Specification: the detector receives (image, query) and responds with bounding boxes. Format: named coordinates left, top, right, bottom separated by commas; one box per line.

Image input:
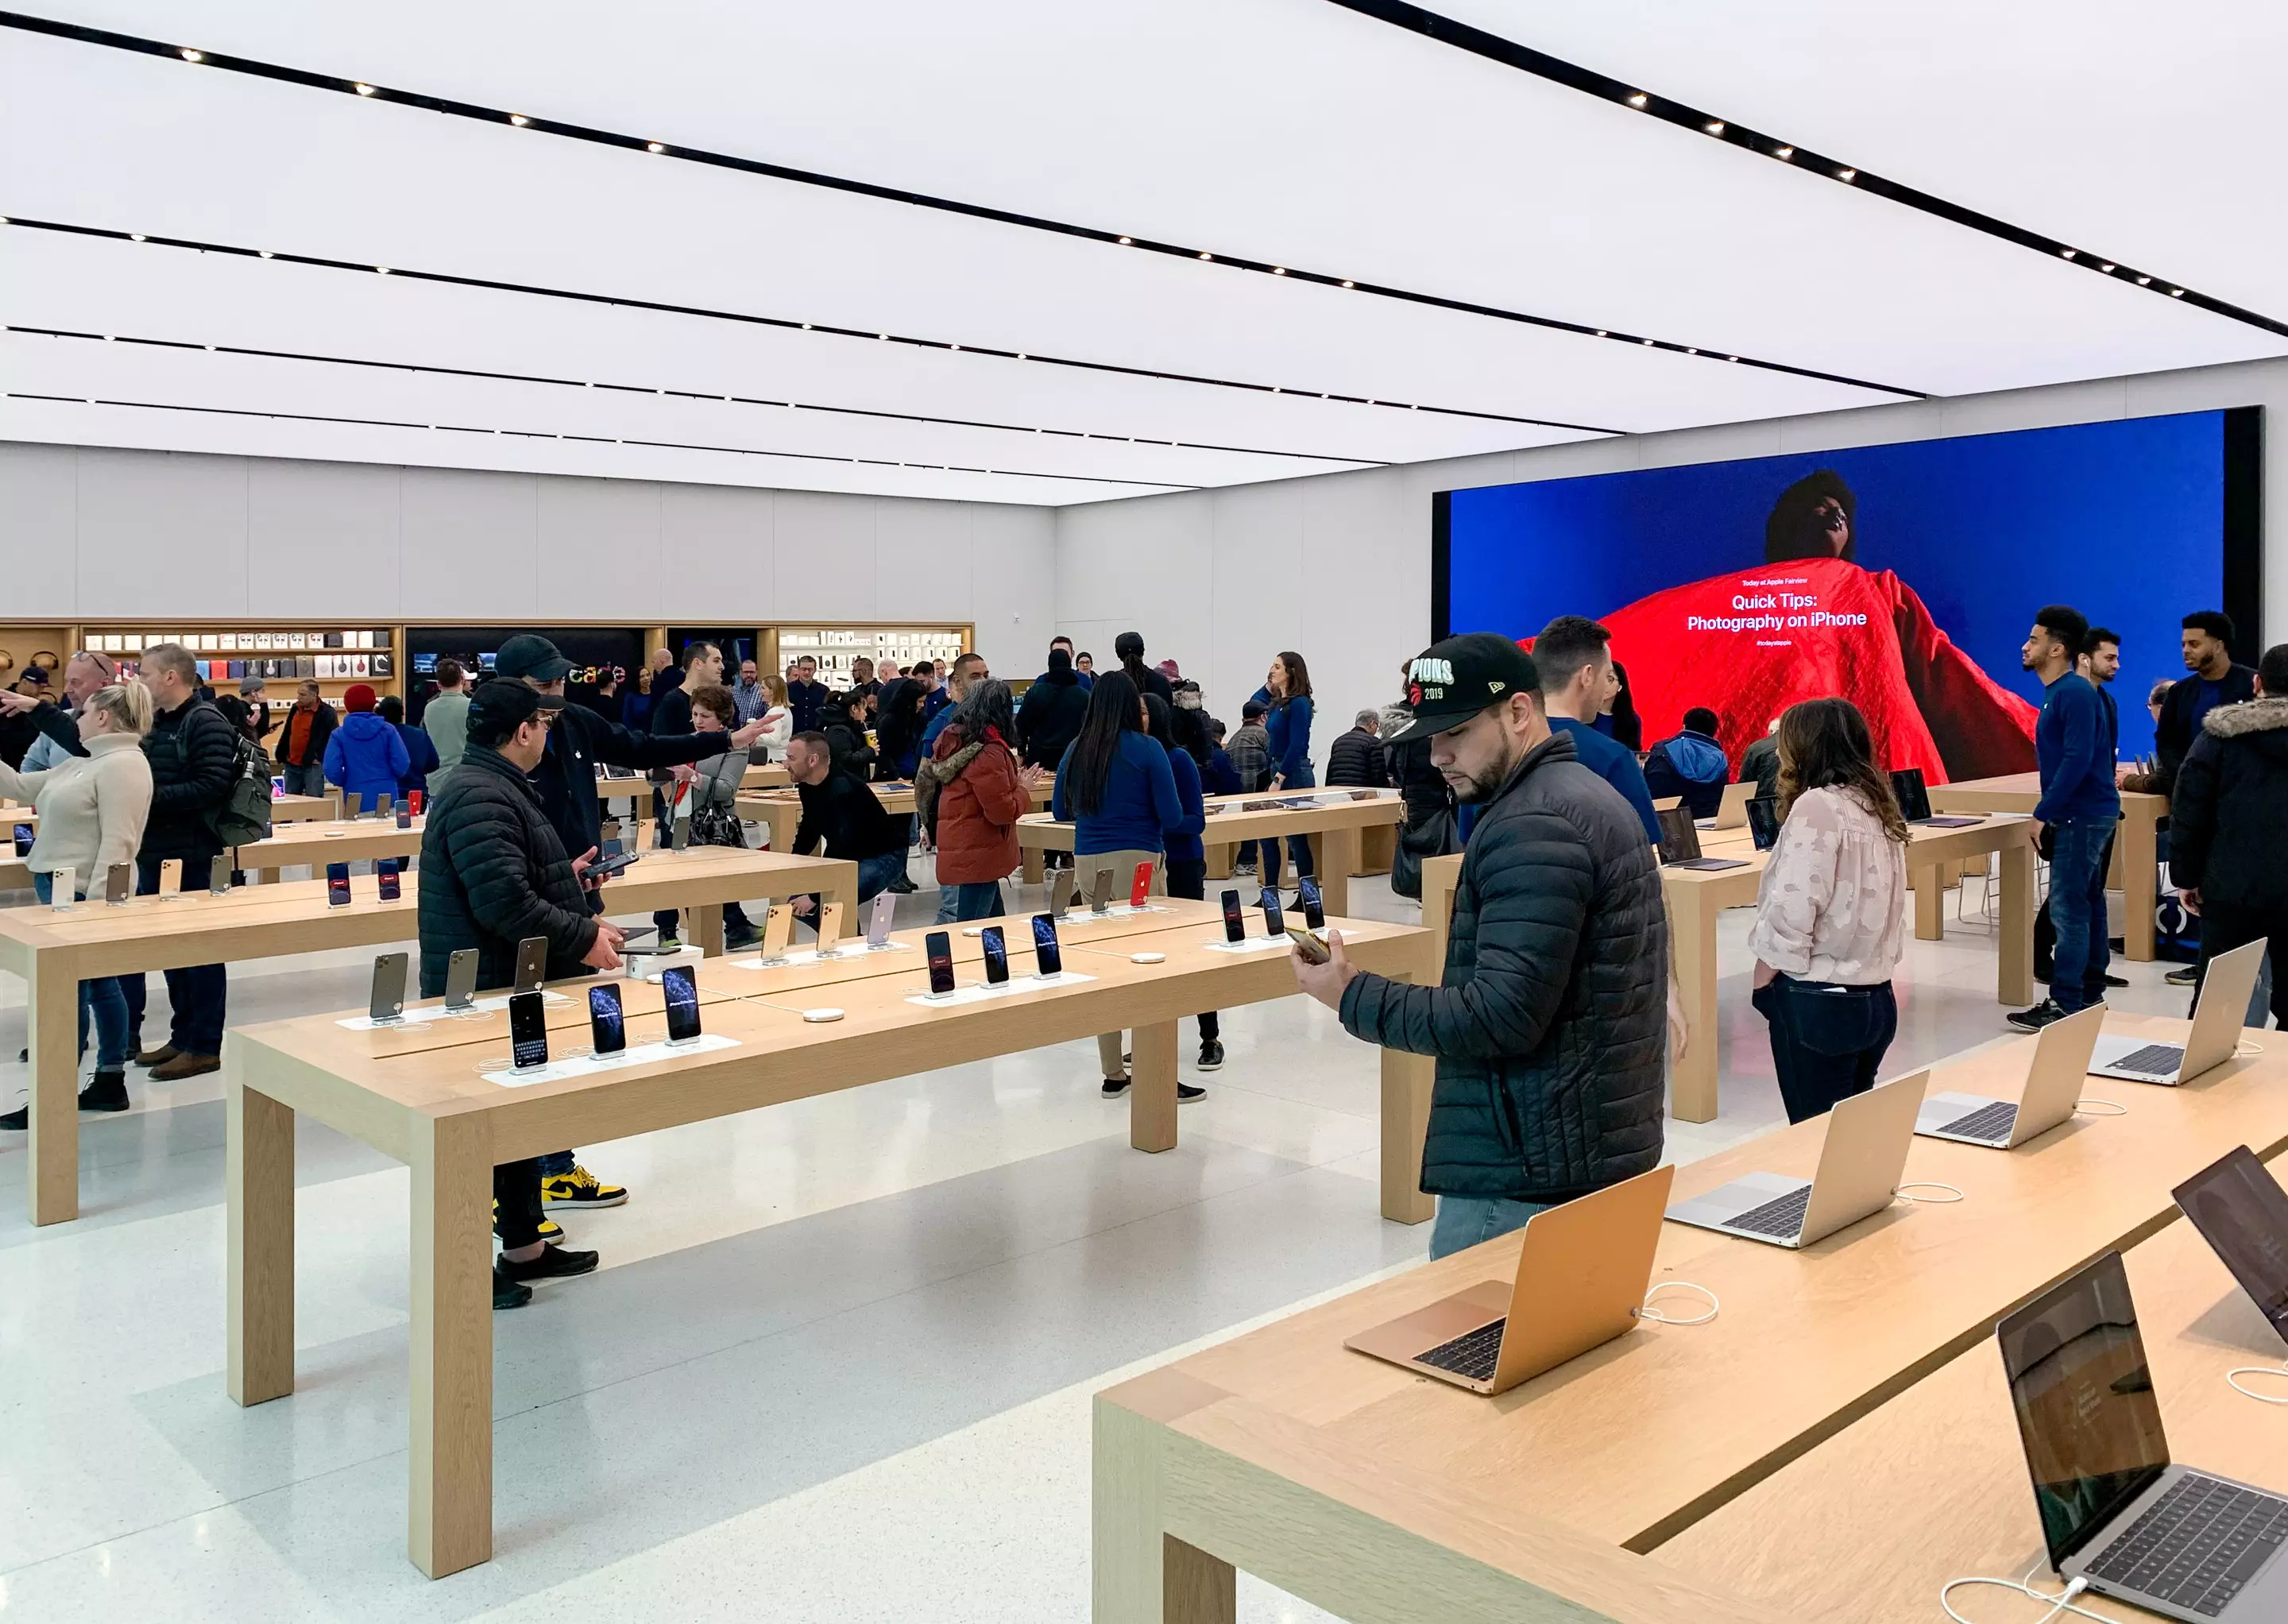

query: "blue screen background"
left=1444, top=412, right=2230, bottom=758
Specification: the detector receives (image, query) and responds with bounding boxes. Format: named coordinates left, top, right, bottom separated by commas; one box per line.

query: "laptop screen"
left=1889, top=768, right=1933, bottom=822
left=1745, top=795, right=1782, bottom=852
left=1656, top=805, right=1701, bottom=865
left=2174, top=1146, right=2288, bottom=1346
left=1997, top=1251, right=2171, bottom=1567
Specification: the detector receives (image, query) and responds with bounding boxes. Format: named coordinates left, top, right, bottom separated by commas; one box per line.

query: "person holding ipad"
left=1250, top=650, right=1316, bottom=898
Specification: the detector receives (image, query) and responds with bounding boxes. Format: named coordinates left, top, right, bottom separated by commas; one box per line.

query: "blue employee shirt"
left=1161, top=744, right=1207, bottom=863
left=2033, top=671, right=2122, bottom=826
left=1052, top=729, right=1182, bottom=856
left=1548, top=716, right=1662, bottom=844
left=1250, top=688, right=1316, bottom=783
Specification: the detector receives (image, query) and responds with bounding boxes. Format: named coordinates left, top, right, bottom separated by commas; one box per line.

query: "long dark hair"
left=1065, top=670, right=1142, bottom=818
left=1607, top=658, right=1643, bottom=750
left=1776, top=698, right=1907, bottom=844
left=1270, top=649, right=1312, bottom=706
left=875, top=678, right=926, bottom=760
left=1114, top=630, right=1151, bottom=692
left=1143, top=692, right=1174, bottom=750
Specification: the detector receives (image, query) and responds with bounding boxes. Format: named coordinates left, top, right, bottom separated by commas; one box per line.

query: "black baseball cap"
left=493, top=633, right=574, bottom=682
left=1382, top=633, right=1540, bottom=744
left=466, top=679, right=565, bottom=734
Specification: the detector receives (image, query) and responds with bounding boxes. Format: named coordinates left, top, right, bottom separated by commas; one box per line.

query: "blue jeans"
left=118, top=855, right=227, bottom=1055
left=1430, top=1195, right=1552, bottom=1260
left=281, top=761, right=327, bottom=798
left=1257, top=764, right=1317, bottom=888
left=856, top=850, right=906, bottom=903
left=1753, top=975, right=1897, bottom=1124
left=2047, top=818, right=2112, bottom=1012
left=30, top=873, right=133, bottom=1070
left=950, top=881, right=1005, bottom=922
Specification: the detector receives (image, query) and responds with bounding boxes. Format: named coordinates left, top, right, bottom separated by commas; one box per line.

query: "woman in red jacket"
left=926, top=679, right=1045, bottom=921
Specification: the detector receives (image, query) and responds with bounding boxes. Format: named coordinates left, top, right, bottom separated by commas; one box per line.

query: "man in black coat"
left=1295, top=633, right=1668, bottom=1259
left=1324, top=710, right=1390, bottom=788
left=418, top=681, right=620, bottom=1309
left=2170, top=643, right=2288, bottom=1028
left=126, top=644, right=242, bottom=1081
left=1016, top=647, right=1089, bottom=770
left=2152, top=610, right=2258, bottom=791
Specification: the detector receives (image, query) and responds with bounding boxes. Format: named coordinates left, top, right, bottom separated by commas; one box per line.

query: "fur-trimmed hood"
left=2203, top=695, right=2288, bottom=740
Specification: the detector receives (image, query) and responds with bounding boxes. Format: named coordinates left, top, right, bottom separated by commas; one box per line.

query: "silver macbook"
left=2088, top=940, right=2264, bottom=1085
left=1666, top=1070, right=1927, bottom=1247
left=1916, top=1005, right=2105, bottom=1149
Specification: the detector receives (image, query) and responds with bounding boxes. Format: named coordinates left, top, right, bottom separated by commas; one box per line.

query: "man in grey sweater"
left=421, top=657, right=472, bottom=801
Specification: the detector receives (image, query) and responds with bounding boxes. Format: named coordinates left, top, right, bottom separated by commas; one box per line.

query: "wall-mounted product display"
left=72, top=624, right=402, bottom=694
left=775, top=626, right=971, bottom=689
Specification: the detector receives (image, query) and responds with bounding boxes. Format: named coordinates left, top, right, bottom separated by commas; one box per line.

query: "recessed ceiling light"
left=1273, top=266, right=1286, bottom=276
left=1626, top=92, right=1647, bottom=107
left=802, top=323, right=811, bottom=330
left=1773, top=145, right=1793, bottom=160
left=206, top=343, right=216, bottom=350
left=1118, top=236, right=1131, bottom=245
left=1017, top=352, right=1027, bottom=360
left=1642, top=338, right=1655, bottom=346
left=180, top=47, right=203, bottom=62
left=2137, top=275, right=2151, bottom=285
left=130, top=234, right=145, bottom=242
left=2101, top=263, right=2116, bottom=273
left=375, top=265, right=390, bottom=274
left=103, top=334, right=115, bottom=341
left=1595, top=330, right=1607, bottom=337
left=1838, top=168, right=1857, bottom=182
left=2061, top=249, right=2077, bottom=260
left=949, top=343, right=960, bottom=350
left=647, top=141, right=665, bottom=153
left=1705, top=121, right=1725, bottom=135
left=2170, top=288, right=2185, bottom=297
left=354, top=82, right=376, bottom=96
left=878, top=332, right=888, bottom=340
left=510, top=114, right=529, bottom=126
left=1727, top=355, right=1739, bottom=362
left=1686, top=347, right=1697, bottom=354
left=1198, top=252, right=1212, bottom=261
left=258, top=249, right=273, bottom=258
left=1342, top=280, right=1355, bottom=288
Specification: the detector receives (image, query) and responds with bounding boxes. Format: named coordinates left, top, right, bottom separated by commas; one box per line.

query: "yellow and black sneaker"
left=493, top=1198, right=566, bottom=1244
left=541, top=1164, right=628, bottom=1209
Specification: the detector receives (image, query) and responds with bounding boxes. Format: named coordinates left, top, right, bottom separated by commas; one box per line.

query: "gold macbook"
left=1344, top=1165, right=1675, bottom=1395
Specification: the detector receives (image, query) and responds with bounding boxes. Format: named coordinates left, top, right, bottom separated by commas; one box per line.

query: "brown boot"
left=148, top=1052, right=220, bottom=1082
left=133, top=1043, right=180, bottom=1069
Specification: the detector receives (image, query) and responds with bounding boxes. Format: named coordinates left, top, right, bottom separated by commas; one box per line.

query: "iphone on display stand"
left=1030, top=914, right=1063, bottom=978
left=49, top=866, right=75, bottom=911
left=661, top=965, right=702, bottom=1046
left=1221, top=887, right=1246, bottom=942
left=924, top=930, right=957, bottom=996
left=816, top=901, right=846, bottom=955
left=980, top=926, right=1010, bottom=985
left=396, top=803, right=413, bottom=829
left=158, top=857, right=183, bottom=897
left=508, top=992, right=549, bottom=1073
left=1130, top=860, right=1154, bottom=908
left=11, top=823, right=32, bottom=857
left=1298, top=876, right=1324, bottom=930
left=1261, top=891, right=1285, bottom=937
left=106, top=862, right=133, bottom=906
left=443, top=948, right=480, bottom=1014
left=374, top=793, right=393, bottom=822
left=514, top=936, right=548, bottom=995
left=408, top=789, right=423, bottom=817
left=369, top=952, right=408, bottom=1024
left=325, top=861, right=351, bottom=907
left=1049, top=868, right=1076, bottom=918
left=588, top=983, right=626, bottom=1057
left=208, top=856, right=233, bottom=895
left=866, top=891, right=896, bottom=948
left=1088, top=868, right=1115, bottom=914
left=377, top=857, right=401, bottom=902
left=761, top=903, right=794, bottom=958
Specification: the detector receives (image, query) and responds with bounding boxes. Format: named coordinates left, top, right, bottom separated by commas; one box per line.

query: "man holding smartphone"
left=417, top=679, right=623, bottom=1309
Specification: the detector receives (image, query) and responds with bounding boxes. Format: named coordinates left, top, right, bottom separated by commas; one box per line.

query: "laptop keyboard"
left=2086, top=1472, right=2288, bottom=1615
left=1939, top=1100, right=2019, bottom=1143
left=1726, top=1185, right=1812, bottom=1239
left=1414, top=1318, right=1507, bottom=1382
left=2108, top=1042, right=2186, bottom=1076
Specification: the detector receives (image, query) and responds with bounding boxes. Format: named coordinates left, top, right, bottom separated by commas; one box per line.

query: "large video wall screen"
left=1435, top=408, right=2261, bottom=778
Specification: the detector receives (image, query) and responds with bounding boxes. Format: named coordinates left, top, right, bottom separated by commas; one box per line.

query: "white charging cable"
left=2226, top=1363, right=2288, bottom=1405
left=1635, top=1282, right=1718, bottom=1326
left=2073, top=1097, right=2128, bottom=1116
left=1896, top=1181, right=1965, bottom=1204
left=2235, top=1038, right=2267, bottom=1058
left=1941, top=1565, right=2106, bottom=1624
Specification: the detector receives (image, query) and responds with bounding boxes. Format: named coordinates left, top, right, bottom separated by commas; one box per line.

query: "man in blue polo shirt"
left=1532, top=616, right=1662, bottom=845
left=2012, top=604, right=2120, bottom=1030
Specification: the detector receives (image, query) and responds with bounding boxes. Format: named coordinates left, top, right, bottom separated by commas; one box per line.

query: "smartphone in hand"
left=1286, top=925, right=1331, bottom=965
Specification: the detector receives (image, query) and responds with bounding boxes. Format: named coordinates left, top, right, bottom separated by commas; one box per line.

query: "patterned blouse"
left=1746, top=784, right=1907, bottom=985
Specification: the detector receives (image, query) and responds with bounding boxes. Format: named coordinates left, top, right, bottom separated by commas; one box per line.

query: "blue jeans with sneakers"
left=2047, top=817, right=2112, bottom=1013
left=30, top=873, right=133, bottom=1071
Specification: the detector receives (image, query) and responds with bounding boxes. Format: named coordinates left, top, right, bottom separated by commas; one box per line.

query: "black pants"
left=2194, top=901, right=2288, bottom=1030
left=1753, top=975, right=1898, bottom=1124
left=495, top=1158, right=545, bottom=1249
left=1163, top=857, right=1219, bottom=1044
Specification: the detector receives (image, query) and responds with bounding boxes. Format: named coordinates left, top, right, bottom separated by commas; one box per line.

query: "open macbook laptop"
left=1700, top=779, right=1755, bottom=831
left=2172, top=1146, right=2288, bottom=1350
left=1888, top=767, right=1983, bottom=828
left=1998, top=1251, right=2288, bottom=1622
left=2089, top=939, right=2265, bottom=1085
left=1345, top=1166, right=1674, bottom=1396
left=1667, top=1070, right=1927, bottom=1247
left=1656, top=806, right=1749, bottom=872
left=1915, top=1005, right=2105, bottom=1149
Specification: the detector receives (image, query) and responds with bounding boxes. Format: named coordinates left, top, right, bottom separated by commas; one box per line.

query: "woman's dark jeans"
left=1162, top=857, right=1220, bottom=1043
left=1753, top=973, right=1898, bottom=1124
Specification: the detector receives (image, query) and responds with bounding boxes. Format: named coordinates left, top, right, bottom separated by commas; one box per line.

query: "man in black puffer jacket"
left=1325, top=710, right=1391, bottom=788
left=1295, top=633, right=1668, bottom=1259
left=1017, top=647, right=1089, bottom=770
left=2170, top=642, right=2288, bottom=1029
left=418, top=681, right=623, bottom=1309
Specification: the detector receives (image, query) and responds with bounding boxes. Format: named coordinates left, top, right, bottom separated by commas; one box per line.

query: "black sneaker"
left=2008, top=1000, right=2070, bottom=1033
left=78, top=1071, right=129, bottom=1112
left=1178, top=1082, right=1206, bottom=1103
left=2166, top=965, right=2200, bottom=986
left=498, top=1245, right=601, bottom=1285
left=493, top=1268, right=534, bottom=1311
left=1196, top=1041, right=1224, bottom=1071
left=1101, top=1077, right=1130, bottom=1098
left=887, top=874, right=918, bottom=895
left=725, top=927, right=762, bottom=951
left=2101, top=973, right=2130, bottom=989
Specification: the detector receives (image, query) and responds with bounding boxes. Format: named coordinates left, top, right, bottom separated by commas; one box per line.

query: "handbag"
left=1390, top=804, right=1458, bottom=900
left=688, top=798, right=746, bottom=849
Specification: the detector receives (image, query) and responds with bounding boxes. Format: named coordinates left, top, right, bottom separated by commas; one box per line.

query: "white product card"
left=905, top=971, right=1096, bottom=1008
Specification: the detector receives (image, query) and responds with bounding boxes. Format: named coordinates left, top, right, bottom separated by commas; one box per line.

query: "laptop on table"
left=1889, top=767, right=1982, bottom=828
left=1998, top=1251, right=2288, bottom=1622
left=2172, top=1145, right=2288, bottom=1351
left=1699, top=779, right=1756, bottom=831
left=1745, top=795, right=1782, bottom=852
left=2089, top=939, right=2266, bottom=1085
left=1667, top=1070, right=1927, bottom=1247
left=1656, top=806, right=1749, bottom=872
left=1916, top=1005, right=2106, bottom=1149
left=1345, top=1166, right=1674, bottom=1395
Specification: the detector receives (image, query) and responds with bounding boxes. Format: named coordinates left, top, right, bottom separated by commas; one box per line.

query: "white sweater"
left=0, top=733, right=154, bottom=891
left=1745, top=785, right=1907, bottom=985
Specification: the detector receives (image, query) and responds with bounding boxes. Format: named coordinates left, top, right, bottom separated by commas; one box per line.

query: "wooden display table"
left=1017, top=791, right=1406, bottom=917
left=1094, top=1011, right=2288, bottom=1623
left=1654, top=1215, right=2288, bottom=1622
left=1664, top=815, right=2036, bottom=1121
left=0, top=845, right=856, bottom=1226
left=1929, top=770, right=2169, bottom=960
left=222, top=900, right=1434, bottom=1577
left=736, top=780, right=1054, bottom=860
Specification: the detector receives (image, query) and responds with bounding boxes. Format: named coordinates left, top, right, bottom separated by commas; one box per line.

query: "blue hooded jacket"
left=1644, top=729, right=1730, bottom=819
left=324, top=710, right=412, bottom=812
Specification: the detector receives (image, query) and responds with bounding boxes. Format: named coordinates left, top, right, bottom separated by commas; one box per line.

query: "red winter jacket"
left=931, top=725, right=1030, bottom=884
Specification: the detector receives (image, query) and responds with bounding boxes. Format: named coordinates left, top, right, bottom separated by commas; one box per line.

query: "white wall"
left=1055, top=356, right=2288, bottom=776
left=0, top=444, right=1058, bottom=677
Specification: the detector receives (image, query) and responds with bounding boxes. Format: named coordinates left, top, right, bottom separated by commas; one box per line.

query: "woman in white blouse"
left=1746, top=698, right=1910, bottom=1123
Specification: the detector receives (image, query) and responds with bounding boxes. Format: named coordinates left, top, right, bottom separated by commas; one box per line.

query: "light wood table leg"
left=1999, top=835, right=2036, bottom=1007
left=1204, top=843, right=1231, bottom=882
left=1380, top=1043, right=1435, bottom=1225
left=408, top=1114, right=494, bottom=1580
left=2121, top=809, right=2157, bottom=961
left=767, top=803, right=798, bottom=856
left=1130, top=1019, right=1179, bottom=1154
left=228, top=1075, right=296, bottom=1405
left=1165, top=1538, right=1238, bottom=1623
left=1317, top=826, right=1360, bottom=918
left=826, top=861, right=860, bottom=938
left=1022, top=845, right=1046, bottom=886
left=1093, top=1398, right=1237, bottom=1624
left=1912, top=862, right=1946, bottom=941
left=26, top=955, right=78, bottom=1226
left=1668, top=884, right=1720, bottom=1123
left=692, top=904, right=725, bottom=957
left=1359, top=823, right=1395, bottom=876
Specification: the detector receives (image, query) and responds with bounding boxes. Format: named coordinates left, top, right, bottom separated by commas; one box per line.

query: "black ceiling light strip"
left=0, top=8, right=1922, bottom=399
left=4, top=392, right=1198, bottom=489
left=0, top=216, right=1617, bottom=434
left=1324, top=0, right=2288, bottom=341
left=5, top=325, right=1389, bottom=466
